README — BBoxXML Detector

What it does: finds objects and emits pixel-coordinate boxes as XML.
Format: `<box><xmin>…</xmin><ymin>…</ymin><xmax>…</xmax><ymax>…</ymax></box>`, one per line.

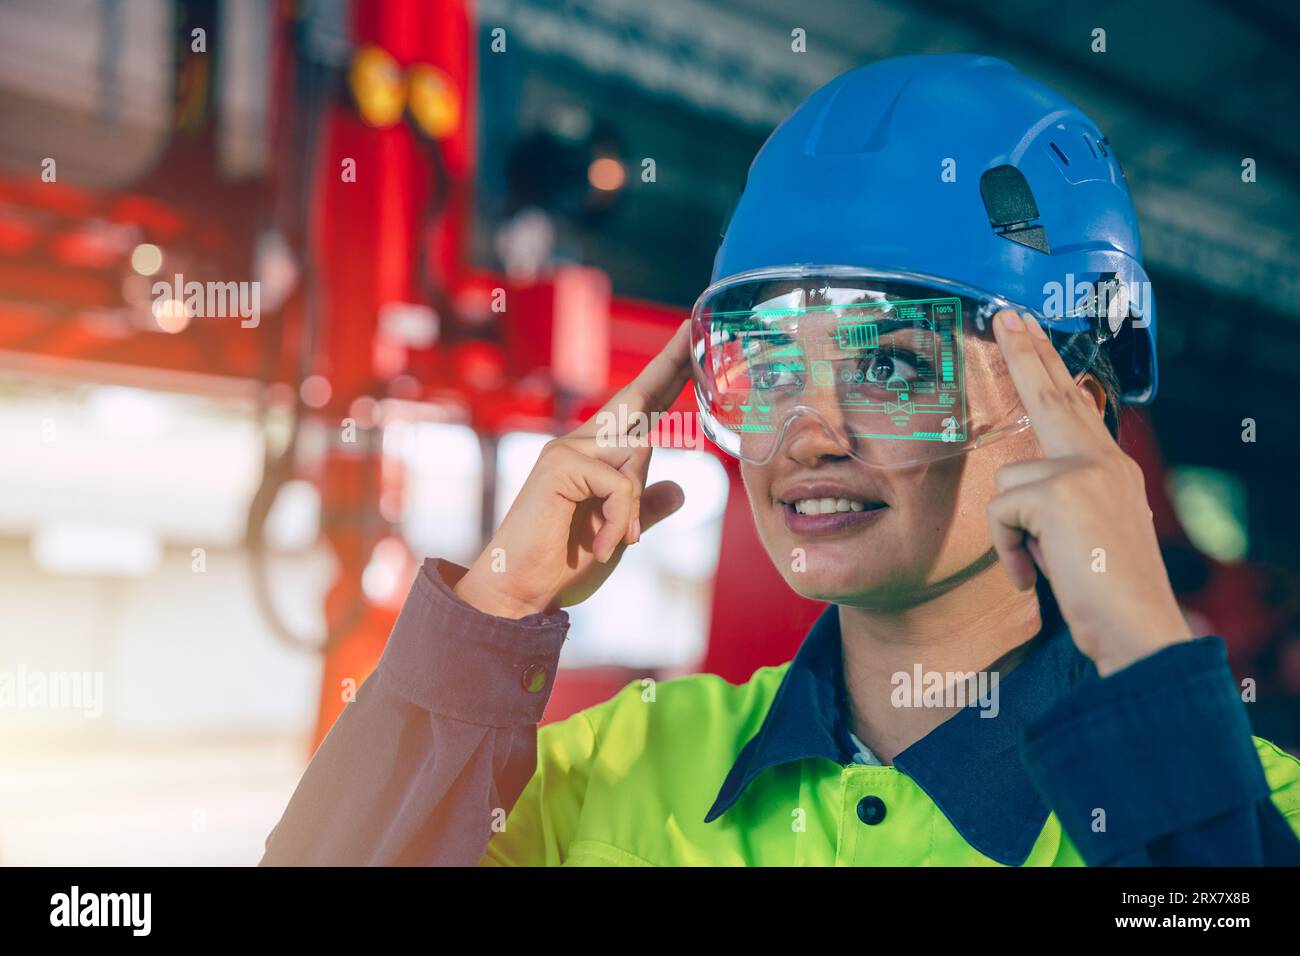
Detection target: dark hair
<box><xmin>1034</xmin><ymin>345</ymin><xmax>1124</xmax><ymax>637</ymax></box>
<box><xmin>1089</xmin><ymin>346</ymin><xmax>1124</xmax><ymax>440</ymax></box>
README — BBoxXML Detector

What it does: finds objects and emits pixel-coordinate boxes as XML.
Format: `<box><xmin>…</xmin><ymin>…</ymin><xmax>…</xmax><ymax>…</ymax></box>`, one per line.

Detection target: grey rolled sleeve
<box><xmin>260</xmin><ymin>558</ymin><xmax>569</xmax><ymax>866</ymax></box>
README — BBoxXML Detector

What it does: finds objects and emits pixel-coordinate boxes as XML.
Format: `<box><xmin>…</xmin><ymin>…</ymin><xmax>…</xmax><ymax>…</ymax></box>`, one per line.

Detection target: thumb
<box><xmin>639</xmin><ymin>480</ymin><xmax>686</xmax><ymax>533</ymax></box>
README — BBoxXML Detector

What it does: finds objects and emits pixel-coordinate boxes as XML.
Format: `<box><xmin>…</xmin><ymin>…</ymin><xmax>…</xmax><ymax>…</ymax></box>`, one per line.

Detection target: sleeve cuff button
<box><xmin>521</xmin><ymin>663</ymin><xmax>548</xmax><ymax>693</ymax></box>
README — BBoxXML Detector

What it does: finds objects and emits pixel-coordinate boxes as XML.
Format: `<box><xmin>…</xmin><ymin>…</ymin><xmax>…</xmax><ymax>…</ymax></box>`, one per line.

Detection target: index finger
<box><xmin>575</xmin><ymin>319</ymin><xmax>692</xmax><ymax>436</ymax></box>
<box><xmin>992</xmin><ymin>310</ymin><xmax>1099</xmax><ymax>457</ymax></box>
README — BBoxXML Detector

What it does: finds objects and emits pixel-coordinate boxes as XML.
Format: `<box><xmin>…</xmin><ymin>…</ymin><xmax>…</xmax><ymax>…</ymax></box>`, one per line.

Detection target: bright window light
<box><xmin>32</xmin><ymin>521</ymin><xmax>162</xmax><ymax>577</ymax></box>
<box><xmin>399</xmin><ymin>422</ymin><xmax>483</xmax><ymax>566</ymax></box>
<box><xmin>495</xmin><ymin>431</ymin><xmax>552</xmax><ymax>525</ymax></box>
<box><xmin>263</xmin><ymin>479</ymin><xmax>321</xmax><ymax>551</ymax></box>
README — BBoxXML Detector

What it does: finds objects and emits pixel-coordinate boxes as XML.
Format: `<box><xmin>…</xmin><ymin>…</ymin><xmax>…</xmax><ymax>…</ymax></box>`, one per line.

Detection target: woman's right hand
<box><xmin>453</xmin><ymin>320</ymin><xmax>693</xmax><ymax>619</ymax></box>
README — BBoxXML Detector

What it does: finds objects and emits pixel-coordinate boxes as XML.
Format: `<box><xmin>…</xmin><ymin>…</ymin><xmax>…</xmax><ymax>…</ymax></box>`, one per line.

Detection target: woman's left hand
<box><xmin>988</xmin><ymin>309</ymin><xmax>1193</xmax><ymax>677</ymax></box>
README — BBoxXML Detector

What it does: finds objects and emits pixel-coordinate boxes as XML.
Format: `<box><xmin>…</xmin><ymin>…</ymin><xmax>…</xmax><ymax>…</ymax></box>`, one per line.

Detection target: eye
<box><xmin>859</xmin><ymin>349</ymin><xmax>922</xmax><ymax>385</ymax></box>
<box><xmin>750</xmin><ymin>362</ymin><xmax>804</xmax><ymax>391</ymax></box>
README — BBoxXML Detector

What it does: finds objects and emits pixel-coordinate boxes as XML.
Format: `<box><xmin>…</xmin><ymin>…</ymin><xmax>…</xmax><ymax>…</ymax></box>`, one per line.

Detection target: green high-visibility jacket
<box><xmin>262</xmin><ymin>559</ymin><xmax>1300</xmax><ymax>867</ymax></box>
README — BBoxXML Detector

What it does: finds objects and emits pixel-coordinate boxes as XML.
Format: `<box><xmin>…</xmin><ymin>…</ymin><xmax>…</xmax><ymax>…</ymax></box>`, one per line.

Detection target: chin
<box><xmin>766</xmin><ymin>529</ymin><xmax>991</xmax><ymax>609</ymax></box>
<box><xmin>784</xmin><ymin>576</ymin><xmax>866</xmax><ymax>605</ymax></box>
<box><xmin>775</xmin><ymin>553</ymin><xmax>909</xmax><ymax>605</ymax></box>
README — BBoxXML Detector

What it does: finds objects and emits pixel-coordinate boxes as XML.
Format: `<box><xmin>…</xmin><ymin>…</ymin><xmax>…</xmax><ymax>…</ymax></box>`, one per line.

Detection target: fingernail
<box><xmin>1026</xmin><ymin>314</ymin><xmax>1048</xmax><ymax>339</ymax></box>
<box><xmin>631</xmin><ymin>515</ymin><xmax>641</xmax><ymax>543</ymax></box>
<box><xmin>998</xmin><ymin>311</ymin><xmax>1023</xmax><ymax>332</ymax></box>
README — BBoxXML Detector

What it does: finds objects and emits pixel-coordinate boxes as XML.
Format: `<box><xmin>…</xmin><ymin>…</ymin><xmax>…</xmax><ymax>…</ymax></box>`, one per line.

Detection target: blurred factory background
<box><xmin>1</xmin><ymin>0</ymin><xmax>1298</xmax><ymax>865</ymax></box>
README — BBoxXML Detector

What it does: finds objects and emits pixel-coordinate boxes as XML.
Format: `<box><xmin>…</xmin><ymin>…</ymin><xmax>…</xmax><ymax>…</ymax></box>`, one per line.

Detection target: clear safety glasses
<box><xmin>690</xmin><ymin>267</ymin><xmax>1102</xmax><ymax>468</ymax></box>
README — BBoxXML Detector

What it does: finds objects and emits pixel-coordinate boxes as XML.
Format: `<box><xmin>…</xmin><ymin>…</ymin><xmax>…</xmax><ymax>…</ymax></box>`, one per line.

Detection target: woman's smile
<box><xmin>774</xmin><ymin>479</ymin><xmax>891</xmax><ymax>537</ymax></box>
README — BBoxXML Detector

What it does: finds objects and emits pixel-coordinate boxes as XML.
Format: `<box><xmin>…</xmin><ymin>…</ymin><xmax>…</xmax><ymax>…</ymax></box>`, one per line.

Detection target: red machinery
<box><xmin>0</xmin><ymin>0</ymin><xmax>716</xmax><ymax>749</ymax></box>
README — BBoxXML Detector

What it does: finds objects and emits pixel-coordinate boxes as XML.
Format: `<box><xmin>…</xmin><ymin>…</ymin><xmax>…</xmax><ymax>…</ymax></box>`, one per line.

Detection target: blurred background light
<box><xmin>31</xmin><ymin>520</ymin><xmax>162</xmax><ymax>577</ymax></box>
<box><xmin>1169</xmin><ymin>465</ymin><xmax>1249</xmax><ymax>563</ymax></box>
<box><xmin>130</xmin><ymin>242</ymin><xmax>162</xmax><ymax>276</ymax></box>
<box><xmin>400</xmin><ymin>421</ymin><xmax>482</xmax><ymax>565</ymax></box>
<box><xmin>407</xmin><ymin>63</ymin><xmax>460</xmax><ymax>139</ymax></box>
<box><xmin>263</xmin><ymin>479</ymin><xmax>321</xmax><ymax>552</ymax></box>
<box><xmin>87</xmin><ymin>385</ymin><xmax>173</xmax><ymax>441</ymax></box>
<box><xmin>152</xmin><ymin>298</ymin><xmax>190</xmax><ymax>333</ymax></box>
<box><xmin>298</xmin><ymin>375</ymin><xmax>332</xmax><ymax>409</ymax></box>
<box><xmin>361</xmin><ymin>535</ymin><xmax>410</xmax><ymax>604</ymax></box>
<box><xmin>587</xmin><ymin>156</ymin><xmax>625</xmax><ymax>192</ymax></box>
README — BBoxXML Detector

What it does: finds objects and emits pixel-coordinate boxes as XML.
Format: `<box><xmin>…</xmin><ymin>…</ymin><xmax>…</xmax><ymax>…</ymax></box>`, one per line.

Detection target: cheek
<box><xmin>952</xmin><ymin>458</ymin><xmax>999</xmax><ymax>522</ymax></box>
<box><xmin>739</xmin><ymin>464</ymin><xmax>804</xmax><ymax>579</ymax></box>
<box><xmin>887</xmin><ymin>452</ymin><xmax>1005</xmax><ymax>568</ymax></box>
<box><xmin>739</xmin><ymin>462</ymin><xmax>778</xmax><ymax>534</ymax></box>
<box><xmin>947</xmin><ymin>480</ymin><xmax>996</xmax><ymax>547</ymax></box>
<box><xmin>939</xmin><ymin>434</ymin><xmax>1042</xmax><ymax>551</ymax></box>
<box><xmin>738</xmin><ymin>462</ymin><xmax>764</xmax><ymax>510</ymax></box>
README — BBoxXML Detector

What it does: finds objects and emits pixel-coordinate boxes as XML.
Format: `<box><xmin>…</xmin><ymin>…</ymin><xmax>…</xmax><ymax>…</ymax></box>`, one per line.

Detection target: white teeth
<box><xmin>792</xmin><ymin>497</ymin><xmax>868</xmax><ymax>515</ymax></box>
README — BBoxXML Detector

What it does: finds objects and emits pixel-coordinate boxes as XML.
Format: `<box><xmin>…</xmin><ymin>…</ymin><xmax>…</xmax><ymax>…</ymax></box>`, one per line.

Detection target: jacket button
<box><xmin>521</xmin><ymin>663</ymin><xmax>548</xmax><ymax>693</ymax></box>
<box><xmin>856</xmin><ymin>795</ymin><xmax>887</xmax><ymax>826</ymax></box>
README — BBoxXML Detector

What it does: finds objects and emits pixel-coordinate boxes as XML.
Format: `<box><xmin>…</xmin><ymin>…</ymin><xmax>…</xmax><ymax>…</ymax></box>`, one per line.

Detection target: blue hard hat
<box><xmin>712</xmin><ymin>54</ymin><xmax>1156</xmax><ymax>403</ymax></box>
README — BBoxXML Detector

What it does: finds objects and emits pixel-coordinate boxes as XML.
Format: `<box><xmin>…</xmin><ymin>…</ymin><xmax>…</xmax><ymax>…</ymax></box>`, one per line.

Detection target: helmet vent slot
<box><xmin>1049</xmin><ymin>142</ymin><xmax>1070</xmax><ymax>166</ymax></box>
<box><xmin>979</xmin><ymin>164</ymin><xmax>1050</xmax><ymax>254</ymax></box>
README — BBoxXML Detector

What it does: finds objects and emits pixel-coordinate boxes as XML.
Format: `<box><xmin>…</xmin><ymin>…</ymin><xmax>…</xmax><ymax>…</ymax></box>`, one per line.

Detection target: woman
<box><xmin>262</xmin><ymin>54</ymin><xmax>1300</xmax><ymax>866</ymax></box>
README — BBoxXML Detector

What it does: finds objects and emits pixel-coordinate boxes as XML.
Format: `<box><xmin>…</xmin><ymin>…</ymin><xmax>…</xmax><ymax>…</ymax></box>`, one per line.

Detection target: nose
<box><xmin>775</xmin><ymin>370</ymin><xmax>857</xmax><ymax>465</ymax></box>
<box><xmin>781</xmin><ymin>412</ymin><xmax>853</xmax><ymax>467</ymax></box>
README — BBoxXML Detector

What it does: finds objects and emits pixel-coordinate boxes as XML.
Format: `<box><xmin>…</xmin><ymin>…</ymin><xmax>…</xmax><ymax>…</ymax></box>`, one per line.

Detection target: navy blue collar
<box><xmin>704</xmin><ymin>604</ymin><xmax>1098</xmax><ymax>866</ymax></box>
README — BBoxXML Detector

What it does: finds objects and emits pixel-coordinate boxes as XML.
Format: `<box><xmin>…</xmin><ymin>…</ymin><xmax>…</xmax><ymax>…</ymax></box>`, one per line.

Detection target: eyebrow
<box><xmin>862</xmin><ymin>317</ymin><xmax>936</xmax><ymax>338</ymax></box>
<box><xmin>733</xmin><ymin>314</ymin><xmax>940</xmax><ymax>361</ymax></box>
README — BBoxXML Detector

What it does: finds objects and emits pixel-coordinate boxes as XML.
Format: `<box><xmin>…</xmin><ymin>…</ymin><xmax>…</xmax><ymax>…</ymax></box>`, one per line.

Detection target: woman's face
<box><xmin>733</xmin><ymin>295</ymin><xmax>1107</xmax><ymax>608</ymax></box>
<box><xmin>737</xmin><ymin>327</ymin><xmax>1059</xmax><ymax>608</ymax></box>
